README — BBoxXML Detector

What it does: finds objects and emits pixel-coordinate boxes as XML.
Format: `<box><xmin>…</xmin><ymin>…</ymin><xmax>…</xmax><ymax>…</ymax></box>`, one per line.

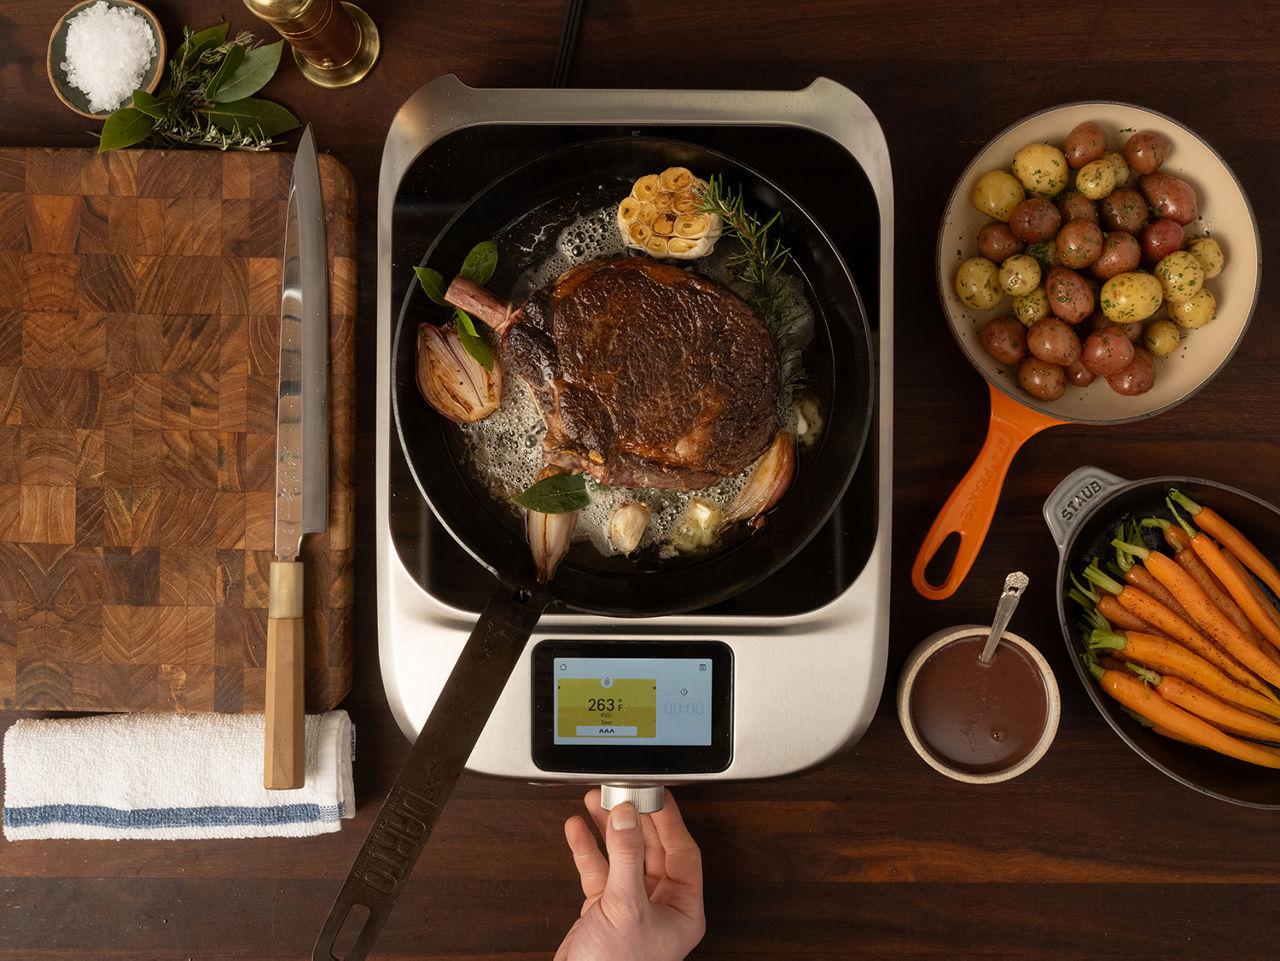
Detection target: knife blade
<box><xmin>265</xmin><ymin>124</ymin><xmax>329</xmax><ymax>790</ymax></box>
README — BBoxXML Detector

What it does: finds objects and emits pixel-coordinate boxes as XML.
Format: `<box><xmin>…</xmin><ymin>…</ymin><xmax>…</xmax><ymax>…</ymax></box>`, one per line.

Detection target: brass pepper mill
<box><xmin>242</xmin><ymin>0</ymin><xmax>380</xmax><ymax>88</ymax></box>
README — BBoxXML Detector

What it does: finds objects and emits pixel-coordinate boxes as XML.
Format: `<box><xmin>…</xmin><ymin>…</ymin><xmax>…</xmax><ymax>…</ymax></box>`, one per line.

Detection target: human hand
<box><xmin>555</xmin><ymin>788</ymin><xmax>706</xmax><ymax>961</ymax></box>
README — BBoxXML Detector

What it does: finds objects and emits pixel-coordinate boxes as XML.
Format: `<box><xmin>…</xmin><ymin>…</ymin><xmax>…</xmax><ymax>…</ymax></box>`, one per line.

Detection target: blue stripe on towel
<box><xmin>5</xmin><ymin>801</ymin><xmax>346</xmax><ymax>829</ymax></box>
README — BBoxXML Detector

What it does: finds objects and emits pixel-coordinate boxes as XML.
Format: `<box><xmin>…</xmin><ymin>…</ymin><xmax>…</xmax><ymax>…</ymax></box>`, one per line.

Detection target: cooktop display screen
<box><xmin>531</xmin><ymin>641</ymin><xmax>732</xmax><ymax>774</ymax></box>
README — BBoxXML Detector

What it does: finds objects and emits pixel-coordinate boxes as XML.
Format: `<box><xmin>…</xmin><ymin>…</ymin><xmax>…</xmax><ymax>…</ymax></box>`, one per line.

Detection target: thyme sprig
<box><xmin>696</xmin><ymin>175</ymin><xmax>804</xmax><ymax>343</ymax></box>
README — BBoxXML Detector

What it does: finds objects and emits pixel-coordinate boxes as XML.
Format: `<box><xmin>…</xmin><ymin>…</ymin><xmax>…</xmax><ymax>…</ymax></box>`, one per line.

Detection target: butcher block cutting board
<box><xmin>0</xmin><ymin>147</ymin><xmax>356</xmax><ymax>714</ymax></box>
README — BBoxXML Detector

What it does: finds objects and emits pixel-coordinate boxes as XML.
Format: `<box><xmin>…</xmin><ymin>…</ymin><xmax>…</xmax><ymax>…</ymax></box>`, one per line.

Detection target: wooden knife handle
<box><xmin>265</xmin><ymin>560</ymin><xmax>306</xmax><ymax>789</ymax></box>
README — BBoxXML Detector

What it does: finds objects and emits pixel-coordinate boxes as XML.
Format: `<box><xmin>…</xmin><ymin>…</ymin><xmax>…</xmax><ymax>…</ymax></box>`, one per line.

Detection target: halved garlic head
<box><xmin>609</xmin><ymin>502</ymin><xmax>651</xmax><ymax>555</ymax></box>
<box><xmin>416</xmin><ymin>323</ymin><xmax>501</xmax><ymax>424</ymax></box>
<box><xmin>617</xmin><ymin>166</ymin><xmax>721</xmax><ymax>260</ymax></box>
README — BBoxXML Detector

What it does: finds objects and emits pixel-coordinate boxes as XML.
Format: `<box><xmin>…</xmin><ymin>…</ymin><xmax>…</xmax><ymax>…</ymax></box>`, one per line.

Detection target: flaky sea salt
<box><xmin>59</xmin><ymin>1</ymin><xmax>157</xmax><ymax>114</ymax></box>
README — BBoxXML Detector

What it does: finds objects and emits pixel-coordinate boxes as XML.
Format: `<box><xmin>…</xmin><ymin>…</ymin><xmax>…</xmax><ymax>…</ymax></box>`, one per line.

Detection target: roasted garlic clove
<box><xmin>609</xmin><ymin>502</ymin><xmax>651</xmax><ymax>555</ymax></box>
<box><xmin>722</xmin><ymin>431</ymin><xmax>796</xmax><ymax>529</ymax></box>
<box><xmin>617</xmin><ymin>167</ymin><xmax>722</xmax><ymax>260</ymax></box>
<box><xmin>527</xmin><ymin>503</ymin><xmax>577</xmax><ymax>584</ymax></box>
<box><xmin>416</xmin><ymin>323</ymin><xmax>502</xmax><ymax>423</ymax></box>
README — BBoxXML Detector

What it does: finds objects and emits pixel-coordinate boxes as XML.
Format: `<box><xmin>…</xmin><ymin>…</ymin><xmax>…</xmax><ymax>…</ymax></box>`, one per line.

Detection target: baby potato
<box><xmin>1169</xmin><ymin>287</ymin><xmax>1216</xmax><ymax>328</ymax></box>
<box><xmin>1017</xmin><ymin>356</ymin><xmax>1066</xmax><ymax>400</ymax></box>
<box><xmin>979</xmin><ymin>316</ymin><xmax>1028</xmax><ymax>365</ymax></box>
<box><xmin>1101</xmin><ymin>150</ymin><xmax>1130</xmax><ymax>188</ymax></box>
<box><xmin>1056</xmin><ymin>189</ymin><xmax>1099</xmax><ymax>224</ymax></box>
<box><xmin>973</xmin><ymin>170</ymin><xmax>1026</xmax><ymax>221</ymax></box>
<box><xmin>1075</xmin><ymin>158</ymin><xmax>1118</xmax><ymax>200</ymax></box>
<box><xmin>1009</xmin><ymin>196</ymin><xmax>1062</xmax><ymax>242</ymax></box>
<box><xmin>1144</xmin><ymin>318</ymin><xmax>1181</xmax><ymax>356</ymax></box>
<box><xmin>955</xmin><ymin>256</ymin><xmax>1003</xmax><ymax>309</ymax></box>
<box><xmin>1056</xmin><ymin>219</ymin><xmax>1103</xmax><ymax>269</ymax></box>
<box><xmin>1090</xmin><ymin>231</ymin><xmax>1142</xmax><ymax>280</ymax></box>
<box><xmin>1063</xmin><ymin>121</ymin><xmax>1108</xmax><ymax>169</ymax></box>
<box><xmin>1045</xmin><ymin>266</ymin><xmax>1094</xmax><ymax>324</ymax></box>
<box><xmin>998</xmin><ymin>253</ymin><xmax>1042</xmax><ymax>296</ymax></box>
<box><xmin>1012</xmin><ymin>286</ymin><xmax>1051</xmax><ymax>326</ymax></box>
<box><xmin>1099</xmin><ymin>270</ymin><xmax>1164</xmax><ymax>323</ymax></box>
<box><xmin>1101</xmin><ymin>188</ymin><xmax>1149</xmax><ymax>234</ymax></box>
<box><xmin>1124</xmin><ymin>131</ymin><xmax>1170</xmax><ymax>175</ymax></box>
<box><xmin>1012</xmin><ymin>142</ymin><xmax>1070</xmax><ymax>196</ymax></box>
<box><xmin>1155</xmin><ymin>250</ymin><xmax>1205</xmax><ymax>303</ymax></box>
<box><xmin>977</xmin><ymin>221</ymin><xmax>1025</xmax><ymax>261</ymax></box>
<box><xmin>1188</xmin><ymin>236</ymin><xmax>1225</xmax><ymax>279</ymax></box>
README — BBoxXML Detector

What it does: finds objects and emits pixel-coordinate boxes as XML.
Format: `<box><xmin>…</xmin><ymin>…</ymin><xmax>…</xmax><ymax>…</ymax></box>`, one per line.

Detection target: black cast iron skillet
<box><xmin>1047</xmin><ymin>466</ymin><xmax>1280</xmax><ymax>808</ymax></box>
<box><xmin>315</xmin><ymin>137</ymin><xmax>875</xmax><ymax>959</ymax></box>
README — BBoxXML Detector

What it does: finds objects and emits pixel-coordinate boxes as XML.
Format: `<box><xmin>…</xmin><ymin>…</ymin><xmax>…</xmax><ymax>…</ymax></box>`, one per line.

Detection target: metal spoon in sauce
<box><xmin>979</xmin><ymin>571</ymin><xmax>1030</xmax><ymax>663</ymax></box>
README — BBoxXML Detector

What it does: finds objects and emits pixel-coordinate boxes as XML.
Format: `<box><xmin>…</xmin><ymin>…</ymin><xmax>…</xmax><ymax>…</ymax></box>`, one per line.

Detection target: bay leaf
<box><xmin>130</xmin><ymin>89</ymin><xmax>167</xmax><ymax>120</ymax></box>
<box><xmin>453</xmin><ymin>307</ymin><xmax>493</xmax><ymax>371</ymax></box>
<box><xmin>205</xmin><ymin>43</ymin><xmax>246</xmax><ymax>102</ymax></box>
<box><xmin>460</xmin><ymin>240</ymin><xmax>498</xmax><ymax>286</ymax></box>
<box><xmin>414</xmin><ymin>266</ymin><xmax>448</xmax><ymax>306</ymax></box>
<box><xmin>99</xmin><ymin>108</ymin><xmax>156</xmax><ymax>152</ymax></box>
<box><xmin>212</xmin><ymin>41</ymin><xmax>284</xmax><ymax>103</ymax></box>
<box><xmin>513</xmin><ymin>474</ymin><xmax>590</xmax><ymax>514</ymax></box>
<box><xmin>202</xmin><ymin>97</ymin><xmax>300</xmax><ymax>138</ymax></box>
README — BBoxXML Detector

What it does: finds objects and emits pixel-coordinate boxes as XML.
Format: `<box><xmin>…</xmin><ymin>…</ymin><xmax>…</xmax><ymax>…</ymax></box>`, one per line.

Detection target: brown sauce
<box><xmin>909</xmin><ymin>634</ymin><xmax>1049</xmax><ymax>774</ymax></box>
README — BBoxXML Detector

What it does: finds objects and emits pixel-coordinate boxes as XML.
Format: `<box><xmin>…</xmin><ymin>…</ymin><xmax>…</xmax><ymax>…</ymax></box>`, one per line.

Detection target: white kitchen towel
<box><xmin>2</xmin><ymin>710</ymin><xmax>355</xmax><ymax>841</ymax></box>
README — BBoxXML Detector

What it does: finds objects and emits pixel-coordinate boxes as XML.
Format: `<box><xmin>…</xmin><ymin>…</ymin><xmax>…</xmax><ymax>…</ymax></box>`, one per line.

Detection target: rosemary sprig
<box><xmin>696</xmin><ymin>175</ymin><xmax>804</xmax><ymax>343</ymax></box>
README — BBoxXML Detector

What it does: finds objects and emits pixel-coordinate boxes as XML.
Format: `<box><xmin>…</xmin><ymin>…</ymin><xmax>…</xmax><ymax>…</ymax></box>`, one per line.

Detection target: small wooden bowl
<box><xmin>48</xmin><ymin>0</ymin><xmax>166</xmax><ymax>119</ymax></box>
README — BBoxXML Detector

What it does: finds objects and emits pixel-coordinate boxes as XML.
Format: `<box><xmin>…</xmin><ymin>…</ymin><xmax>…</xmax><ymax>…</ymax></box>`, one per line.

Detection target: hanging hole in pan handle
<box><xmin>911</xmin><ymin>383</ymin><xmax>1065</xmax><ymax>600</ymax></box>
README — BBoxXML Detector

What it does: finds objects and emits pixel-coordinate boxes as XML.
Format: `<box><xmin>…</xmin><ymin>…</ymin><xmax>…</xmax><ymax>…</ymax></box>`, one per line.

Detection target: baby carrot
<box><xmin>1170</xmin><ymin>489</ymin><xmax>1280</xmax><ymax>598</ymax></box>
<box><xmin>1087</xmin><ymin>629</ymin><xmax>1280</xmax><ymax>722</ymax></box>
<box><xmin>1221</xmin><ymin>548</ymin><xmax>1280</xmax><ymax>638</ymax></box>
<box><xmin>1165</xmin><ymin>522</ymin><xmax>1280</xmax><ymax>664</ymax></box>
<box><xmin>1155</xmin><ymin>674</ymin><xmax>1280</xmax><ymax>743</ymax></box>
<box><xmin>1097</xmin><ymin>593</ymin><xmax>1153</xmax><ymax>633</ymax></box>
<box><xmin>1113</xmin><ymin>537</ymin><xmax>1280</xmax><ymax>691</ymax></box>
<box><xmin>1124</xmin><ymin>563</ymin><xmax>1188</xmax><ymax>619</ymax></box>
<box><xmin>1083</xmin><ymin>562</ymin><xmax>1276</xmax><ymax>700</ymax></box>
<box><xmin>1090</xmin><ymin>662</ymin><xmax>1280</xmax><ymax>769</ymax></box>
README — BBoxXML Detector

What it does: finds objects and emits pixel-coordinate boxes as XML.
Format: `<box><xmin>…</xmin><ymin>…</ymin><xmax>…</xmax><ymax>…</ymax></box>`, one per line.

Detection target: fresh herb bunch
<box><xmin>99</xmin><ymin>23</ymin><xmax>299</xmax><ymax>152</ymax></box>
<box><xmin>696</xmin><ymin>176</ymin><xmax>804</xmax><ymax>343</ymax></box>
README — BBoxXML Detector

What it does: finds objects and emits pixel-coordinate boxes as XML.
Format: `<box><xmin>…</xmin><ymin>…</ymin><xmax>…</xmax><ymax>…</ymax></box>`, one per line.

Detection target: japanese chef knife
<box><xmin>265</xmin><ymin>124</ymin><xmax>329</xmax><ymax>790</ymax></box>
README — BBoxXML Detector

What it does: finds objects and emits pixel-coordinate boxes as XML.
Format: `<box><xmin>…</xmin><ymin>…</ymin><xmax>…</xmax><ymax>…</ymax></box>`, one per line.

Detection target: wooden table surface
<box><xmin>5</xmin><ymin>1</ymin><xmax>1280</xmax><ymax>957</ymax></box>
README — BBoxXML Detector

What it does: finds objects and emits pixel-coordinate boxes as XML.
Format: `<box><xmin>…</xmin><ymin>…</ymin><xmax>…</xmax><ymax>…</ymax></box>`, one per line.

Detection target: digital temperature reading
<box><xmin>553</xmin><ymin>656</ymin><xmax>713</xmax><ymax>746</ymax></box>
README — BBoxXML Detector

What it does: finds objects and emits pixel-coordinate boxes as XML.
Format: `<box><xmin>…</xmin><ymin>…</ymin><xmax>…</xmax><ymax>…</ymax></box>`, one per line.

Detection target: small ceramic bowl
<box><xmin>47</xmin><ymin>0</ymin><xmax>166</xmax><ymax>119</ymax></box>
<box><xmin>898</xmin><ymin>625</ymin><xmax>1060</xmax><ymax>784</ymax></box>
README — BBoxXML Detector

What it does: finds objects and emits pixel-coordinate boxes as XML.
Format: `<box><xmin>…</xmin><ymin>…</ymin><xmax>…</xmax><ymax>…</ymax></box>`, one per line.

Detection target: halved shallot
<box><xmin>416</xmin><ymin>323</ymin><xmax>501</xmax><ymax>423</ymax></box>
<box><xmin>722</xmin><ymin>431</ymin><xmax>796</xmax><ymax>529</ymax></box>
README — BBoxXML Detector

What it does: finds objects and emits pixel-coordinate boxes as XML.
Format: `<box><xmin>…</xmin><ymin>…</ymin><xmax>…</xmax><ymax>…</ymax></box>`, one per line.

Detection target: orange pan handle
<box><xmin>911</xmin><ymin>383</ymin><xmax>1066</xmax><ymax>600</ymax></box>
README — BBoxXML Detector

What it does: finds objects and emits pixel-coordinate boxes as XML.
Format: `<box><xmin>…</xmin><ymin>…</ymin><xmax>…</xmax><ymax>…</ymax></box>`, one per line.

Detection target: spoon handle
<box><xmin>980</xmin><ymin>571</ymin><xmax>1030</xmax><ymax>663</ymax></box>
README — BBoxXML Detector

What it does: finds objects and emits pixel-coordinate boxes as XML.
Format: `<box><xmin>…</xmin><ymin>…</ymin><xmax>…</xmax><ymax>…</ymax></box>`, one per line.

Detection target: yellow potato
<box><xmin>1012</xmin><ymin>286</ymin><xmax>1050</xmax><ymax>326</ymax></box>
<box><xmin>1100</xmin><ymin>271</ymin><xmax>1164</xmax><ymax>322</ymax></box>
<box><xmin>1188</xmin><ymin>236</ymin><xmax>1225</xmax><ymax>279</ymax></box>
<box><xmin>1101</xmin><ymin>150</ymin><xmax>1130</xmax><ymax>187</ymax></box>
<box><xmin>972</xmin><ymin>170</ymin><xmax>1025</xmax><ymax>221</ymax></box>
<box><xmin>1170</xmin><ymin>288</ymin><xmax>1216</xmax><ymax>328</ymax></box>
<box><xmin>1144</xmin><ymin>319</ymin><xmax>1181</xmax><ymax>356</ymax></box>
<box><xmin>998</xmin><ymin>253</ymin><xmax>1041</xmax><ymax>296</ymax></box>
<box><xmin>1155</xmin><ymin>250</ymin><xmax>1205</xmax><ymax>303</ymax></box>
<box><xmin>1075</xmin><ymin>158</ymin><xmax>1117</xmax><ymax>200</ymax></box>
<box><xmin>955</xmin><ymin>256</ymin><xmax>1003</xmax><ymax>310</ymax></box>
<box><xmin>1011</xmin><ymin>142</ymin><xmax>1069</xmax><ymax>196</ymax></box>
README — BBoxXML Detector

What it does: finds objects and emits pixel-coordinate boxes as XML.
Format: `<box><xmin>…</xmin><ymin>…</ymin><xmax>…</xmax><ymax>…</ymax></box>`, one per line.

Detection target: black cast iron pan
<box><xmin>315</xmin><ymin>136</ymin><xmax>874</xmax><ymax>959</ymax></box>
<box><xmin>1046</xmin><ymin>466</ymin><xmax>1280</xmax><ymax>808</ymax></box>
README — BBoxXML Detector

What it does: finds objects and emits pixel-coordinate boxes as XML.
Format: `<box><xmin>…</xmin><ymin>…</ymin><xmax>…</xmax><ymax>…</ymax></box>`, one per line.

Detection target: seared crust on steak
<box><xmin>504</xmin><ymin>257</ymin><xmax>779</xmax><ymax>490</ymax></box>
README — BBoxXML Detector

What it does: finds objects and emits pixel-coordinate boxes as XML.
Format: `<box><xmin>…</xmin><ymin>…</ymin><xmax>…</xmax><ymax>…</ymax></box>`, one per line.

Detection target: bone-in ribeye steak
<box><xmin>450</xmin><ymin>257</ymin><xmax>780</xmax><ymax>490</ymax></box>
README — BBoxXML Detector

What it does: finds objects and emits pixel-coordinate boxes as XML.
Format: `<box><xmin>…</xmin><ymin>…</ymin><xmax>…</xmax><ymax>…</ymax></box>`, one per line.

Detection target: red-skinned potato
<box><xmin>977</xmin><ymin>222</ymin><xmax>1025</xmax><ymax>262</ymax></box>
<box><xmin>1056</xmin><ymin>190</ymin><xmax>1099</xmax><ymax>224</ymax></box>
<box><xmin>1106</xmin><ymin>347</ymin><xmax>1156</xmax><ymax>395</ymax></box>
<box><xmin>1089</xmin><ymin>309</ymin><xmax>1143</xmax><ymax>342</ymax></box>
<box><xmin>1101</xmin><ymin>187</ymin><xmax>1150</xmax><ymax>234</ymax></box>
<box><xmin>1009</xmin><ymin>196</ymin><xmax>1062</xmax><ymax>242</ymax></box>
<box><xmin>1140</xmin><ymin>172</ymin><xmax>1199</xmax><ymax>226</ymax></box>
<box><xmin>1081</xmin><ymin>325</ymin><xmax>1135</xmax><ymax>376</ymax></box>
<box><xmin>1056</xmin><ymin>219</ymin><xmax>1104</xmax><ymax>269</ymax></box>
<box><xmin>980</xmin><ymin>316</ymin><xmax>1028</xmax><ymax>365</ymax></box>
<box><xmin>1045</xmin><ymin>266</ymin><xmax>1094</xmax><ymax>323</ymax></box>
<box><xmin>1064</xmin><ymin>121</ymin><xmax>1108</xmax><ymax>169</ymax></box>
<box><xmin>1064</xmin><ymin>358</ymin><xmax>1096</xmax><ymax>387</ymax></box>
<box><xmin>1123</xmin><ymin>131</ymin><xmax>1170</xmax><ymax>175</ymax></box>
<box><xmin>1027</xmin><ymin>317</ymin><xmax>1082</xmax><ymax>366</ymax></box>
<box><xmin>1090</xmin><ymin>231</ymin><xmax>1142</xmax><ymax>279</ymax></box>
<box><xmin>1017</xmin><ymin>356</ymin><xmax>1066</xmax><ymax>400</ymax></box>
<box><xmin>1141</xmin><ymin>218</ymin><xmax>1186</xmax><ymax>262</ymax></box>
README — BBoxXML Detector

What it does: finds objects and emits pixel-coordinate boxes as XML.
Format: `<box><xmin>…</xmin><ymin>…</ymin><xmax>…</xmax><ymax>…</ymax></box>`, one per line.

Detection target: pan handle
<box><xmin>312</xmin><ymin>582</ymin><xmax>551</xmax><ymax>961</ymax></box>
<box><xmin>911</xmin><ymin>383</ymin><xmax>1065</xmax><ymax>600</ymax></box>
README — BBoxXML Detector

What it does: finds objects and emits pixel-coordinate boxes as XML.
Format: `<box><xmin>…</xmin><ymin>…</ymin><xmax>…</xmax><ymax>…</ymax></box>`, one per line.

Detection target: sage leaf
<box><xmin>414</xmin><ymin>266</ymin><xmax>448</xmax><ymax>306</ymax></box>
<box><xmin>513</xmin><ymin>473</ymin><xmax>590</xmax><ymax>514</ymax></box>
<box><xmin>131</xmin><ymin>89</ymin><xmax>167</xmax><ymax>120</ymax></box>
<box><xmin>213</xmin><ymin>41</ymin><xmax>283</xmax><ymax>103</ymax></box>
<box><xmin>460</xmin><ymin>241</ymin><xmax>498</xmax><ymax>286</ymax></box>
<box><xmin>202</xmin><ymin>97</ymin><xmax>300</xmax><ymax>138</ymax></box>
<box><xmin>454</xmin><ymin>307</ymin><xmax>494</xmax><ymax>370</ymax></box>
<box><xmin>205</xmin><ymin>43</ymin><xmax>246</xmax><ymax>102</ymax></box>
<box><xmin>99</xmin><ymin>108</ymin><xmax>156</xmax><ymax>152</ymax></box>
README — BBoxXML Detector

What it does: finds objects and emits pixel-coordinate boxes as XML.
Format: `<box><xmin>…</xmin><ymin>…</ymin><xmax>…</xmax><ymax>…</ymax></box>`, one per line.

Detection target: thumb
<box><xmin>600</xmin><ymin>802</ymin><xmax>647</xmax><ymax>916</ymax></box>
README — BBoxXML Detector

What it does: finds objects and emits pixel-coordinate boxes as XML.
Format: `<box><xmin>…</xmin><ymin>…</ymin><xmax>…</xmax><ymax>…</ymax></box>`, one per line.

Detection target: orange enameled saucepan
<box><xmin>911</xmin><ymin>101</ymin><xmax>1261</xmax><ymax>600</ymax></box>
